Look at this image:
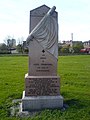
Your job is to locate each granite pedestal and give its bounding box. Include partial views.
[22,91,63,111]
[22,74,63,111]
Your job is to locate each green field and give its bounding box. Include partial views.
[0,55,90,120]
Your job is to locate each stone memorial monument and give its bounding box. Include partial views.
[22,5,63,111]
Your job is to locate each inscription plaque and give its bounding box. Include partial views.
[25,75,60,96]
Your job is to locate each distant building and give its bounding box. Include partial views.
[62,40,73,47]
[11,48,18,54]
[12,39,16,48]
[58,40,83,53]
[83,40,90,48]
[82,40,90,53]
[7,38,16,48]
[61,40,83,48]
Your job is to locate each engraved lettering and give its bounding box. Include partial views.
[25,78,60,96]
[33,64,39,65]
[40,57,46,59]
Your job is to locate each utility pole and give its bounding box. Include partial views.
[71,33,73,41]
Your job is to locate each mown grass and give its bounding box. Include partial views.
[0,55,90,120]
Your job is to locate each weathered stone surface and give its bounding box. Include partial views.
[27,5,58,76]
[25,74,60,96]
[28,39,57,76]
[21,5,63,111]
[22,91,63,111]
[29,5,57,33]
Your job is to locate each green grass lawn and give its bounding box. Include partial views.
[0,55,90,120]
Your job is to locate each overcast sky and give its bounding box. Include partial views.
[0,0,90,43]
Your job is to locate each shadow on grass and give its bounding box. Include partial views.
[64,98,89,109]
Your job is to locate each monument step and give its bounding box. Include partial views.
[22,91,63,111]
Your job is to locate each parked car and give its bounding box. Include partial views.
[80,48,90,54]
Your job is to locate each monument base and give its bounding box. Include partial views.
[22,91,63,111]
[25,74,61,96]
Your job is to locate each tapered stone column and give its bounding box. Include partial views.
[22,5,63,111]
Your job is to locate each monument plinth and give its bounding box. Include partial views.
[22,5,63,111]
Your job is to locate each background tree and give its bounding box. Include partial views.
[73,42,84,53]
[58,44,62,55]
[0,43,8,53]
[61,45,70,53]
[16,44,23,53]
